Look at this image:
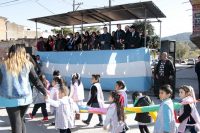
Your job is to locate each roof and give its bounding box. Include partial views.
[29,1,166,27]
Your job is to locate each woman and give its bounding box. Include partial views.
[0,44,47,133]
[82,31,91,51]
[89,32,99,50]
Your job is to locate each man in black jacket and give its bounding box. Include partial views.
[114,24,125,50]
[155,52,175,98]
[99,27,111,50]
[126,26,140,49]
[195,56,200,99]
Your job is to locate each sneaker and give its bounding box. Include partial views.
[124,124,129,131]
[94,123,103,127]
[42,117,48,122]
[82,120,90,125]
[50,122,55,126]
[28,113,34,119]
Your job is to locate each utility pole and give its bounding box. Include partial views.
[72,0,83,33]
[109,0,111,33]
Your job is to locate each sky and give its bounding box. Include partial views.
[0,0,192,37]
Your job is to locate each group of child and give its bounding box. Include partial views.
[29,70,200,133]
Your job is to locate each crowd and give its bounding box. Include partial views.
[0,44,200,133]
[37,24,150,51]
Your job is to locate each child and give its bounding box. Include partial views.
[115,80,129,131]
[115,80,128,107]
[69,73,84,106]
[49,77,61,115]
[153,84,177,133]
[103,91,126,133]
[46,82,79,133]
[82,74,104,127]
[29,74,49,121]
[178,85,200,133]
[132,91,152,133]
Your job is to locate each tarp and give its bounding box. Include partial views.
[37,48,152,91]
[29,1,166,27]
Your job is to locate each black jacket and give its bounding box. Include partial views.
[155,59,175,78]
[134,96,152,123]
[178,104,196,124]
[126,31,140,49]
[195,62,200,76]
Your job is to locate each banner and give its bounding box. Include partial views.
[37,48,152,91]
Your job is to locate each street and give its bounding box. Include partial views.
[0,64,200,133]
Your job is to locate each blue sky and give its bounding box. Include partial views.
[0,0,192,37]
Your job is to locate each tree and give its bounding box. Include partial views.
[51,27,72,36]
[83,26,101,33]
[176,42,191,59]
[132,20,155,35]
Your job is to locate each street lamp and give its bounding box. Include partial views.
[5,20,8,41]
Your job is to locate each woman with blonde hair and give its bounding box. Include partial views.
[0,44,47,133]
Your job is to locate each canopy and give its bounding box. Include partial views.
[29,1,166,27]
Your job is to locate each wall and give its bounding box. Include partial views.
[37,48,152,91]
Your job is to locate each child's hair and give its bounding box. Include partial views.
[53,77,65,87]
[59,85,69,96]
[72,73,81,85]
[116,80,126,90]
[132,91,141,103]
[92,74,100,82]
[39,74,48,88]
[53,70,60,77]
[179,85,196,101]
[159,84,173,97]
[110,91,125,122]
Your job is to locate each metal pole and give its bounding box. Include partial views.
[144,9,147,47]
[5,21,8,41]
[72,0,75,33]
[36,20,38,42]
[159,20,162,49]
[109,0,111,33]
[81,14,83,50]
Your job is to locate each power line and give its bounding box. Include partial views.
[35,0,55,14]
[0,0,20,5]
[0,0,30,7]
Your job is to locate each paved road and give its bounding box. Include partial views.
[0,65,200,133]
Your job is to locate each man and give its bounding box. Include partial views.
[195,56,200,99]
[126,25,140,49]
[65,33,74,51]
[114,24,125,50]
[155,52,175,98]
[36,37,46,51]
[55,34,66,51]
[99,27,112,50]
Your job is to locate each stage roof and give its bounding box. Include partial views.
[29,1,166,27]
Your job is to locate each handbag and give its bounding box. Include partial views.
[75,113,80,120]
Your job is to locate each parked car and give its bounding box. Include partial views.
[187,58,195,65]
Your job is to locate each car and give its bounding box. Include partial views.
[187,58,195,65]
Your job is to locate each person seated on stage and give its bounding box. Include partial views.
[126,25,140,49]
[99,27,112,50]
[114,24,126,50]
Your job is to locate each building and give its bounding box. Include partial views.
[190,0,200,48]
[0,16,42,41]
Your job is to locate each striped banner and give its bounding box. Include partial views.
[36,48,152,91]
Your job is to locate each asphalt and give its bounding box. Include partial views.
[0,65,200,133]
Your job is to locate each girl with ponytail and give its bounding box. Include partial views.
[103,91,126,133]
[178,85,200,133]
[69,73,84,106]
